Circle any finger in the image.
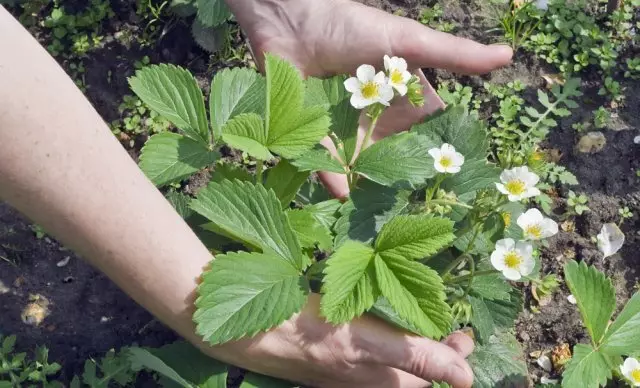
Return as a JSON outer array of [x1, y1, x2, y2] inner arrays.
[[344, 2, 513, 75], [443, 332, 475, 358], [317, 137, 350, 199]]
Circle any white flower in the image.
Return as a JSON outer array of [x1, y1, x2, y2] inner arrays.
[[621, 357, 640, 386], [428, 143, 465, 174], [384, 55, 412, 96], [517, 208, 558, 240], [490, 238, 535, 281], [496, 166, 541, 202], [534, 0, 548, 10], [567, 294, 577, 304], [597, 222, 625, 259], [344, 64, 394, 109]]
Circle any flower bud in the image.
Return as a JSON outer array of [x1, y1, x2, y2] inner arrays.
[[406, 76, 424, 107]]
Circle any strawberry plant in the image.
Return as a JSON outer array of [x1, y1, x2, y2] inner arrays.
[[127, 53, 640, 387]]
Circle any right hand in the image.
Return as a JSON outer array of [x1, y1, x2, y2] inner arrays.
[[205, 294, 474, 388]]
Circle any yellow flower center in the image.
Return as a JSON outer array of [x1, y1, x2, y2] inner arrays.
[[390, 70, 404, 84], [439, 156, 453, 168], [505, 179, 526, 195], [360, 82, 379, 99], [632, 369, 640, 383], [504, 251, 522, 269], [526, 225, 542, 239]]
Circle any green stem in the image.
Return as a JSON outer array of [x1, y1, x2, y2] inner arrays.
[[255, 160, 264, 184], [361, 113, 380, 152], [460, 255, 476, 299], [424, 174, 446, 210], [429, 199, 473, 209], [447, 269, 500, 284], [442, 254, 469, 279]]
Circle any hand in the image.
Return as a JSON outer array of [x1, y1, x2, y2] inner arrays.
[[227, 0, 513, 197], [205, 294, 475, 388]]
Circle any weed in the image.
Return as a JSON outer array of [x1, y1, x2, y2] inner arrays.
[[567, 190, 590, 216]]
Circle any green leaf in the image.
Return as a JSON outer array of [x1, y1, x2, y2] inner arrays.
[[469, 274, 513, 301], [334, 181, 411, 247], [561, 344, 613, 388], [321, 241, 378, 323], [129, 64, 209, 144], [296, 180, 331, 205], [264, 160, 310, 208], [411, 105, 489, 161], [129, 341, 228, 388], [287, 209, 333, 251], [190, 180, 305, 269], [197, 0, 231, 27], [374, 215, 455, 261], [440, 159, 500, 197], [368, 296, 421, 335], [211, 162, 252, 183], [306, 199, 341, 230], [210, 67, 265, 139], [291, 146, 346, 174], [564, 260, 615, 344], [264, 54, 330, 159], [240, 372, 297, 388], [353, 132, 436, 188], [469, 291, 522, 344], [600, 292, 640, 355], [139, 133, 220, 187], [469, 332, 528, 388], [305, 75, 360, 164], [195, 251, 308, 345], [221, 113, 273, 160], [374, 253, 451, 339]]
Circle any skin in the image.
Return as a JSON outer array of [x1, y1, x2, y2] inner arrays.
[[0, 1, 511, 387]]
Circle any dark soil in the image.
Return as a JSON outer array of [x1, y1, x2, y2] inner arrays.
[[2, 0, 640, 386]]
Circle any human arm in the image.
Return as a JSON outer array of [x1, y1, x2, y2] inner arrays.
[[0, 6, 475, 388]]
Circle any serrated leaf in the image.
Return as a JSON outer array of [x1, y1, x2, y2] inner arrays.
[[520, 115, 535, 127], [291, 146, 346, 174], [564, 260, 615, 344], [295, 180, 331, 205], [305, 75, 360, 163], [469, 332, 528, 388], [553, 107, 572, 117], [561, 344, 613, 388], [368, 297, 422, 335], [264, 54, 330, 159], [197, 0, 231, 27], [469, 292, 522, 344], [264, 159, 310, 208], [211, 162, 252, 183], [440, 159, 500, 197], [600, 292, 640, 355], [334, 181, 411, 247], [469, 274, 513, 301], [411, 105, 488, 161], [525, 106, 542, 118], [374, 253, 451, 339], [240, 372, 297, 388], [353, 132, 435, 188], [210, 67, 265, 139], [538, 90, 552, 108], [306, 199, 341, 230], [374, 215, 455, 261], [129, 64, 209, 144], [195, 251, 308, 345], [129, 341, 228, 388], [190, 180, 305, 269], [287, 209, 333, 251], [221, 113, 273, 160], [139, 133, 219, 187], [321, 241, 378, 323]]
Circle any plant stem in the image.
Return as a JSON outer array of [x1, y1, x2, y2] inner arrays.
[[460, 255, 476, 299], [447, 269, 500, 284], [361, 113, 380, 152], [424, 174, 446, 210], [255, 160, 264, 184], [442, 254, 469, 278], [429, 199, 473, 209]]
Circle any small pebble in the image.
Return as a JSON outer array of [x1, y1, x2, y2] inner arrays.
[[567, 295, 577, 304], [0, 280, 9, 295], [519, 331, 531, 342], [541, 376, 559, 384], [577, 131, 606, 153], [537, 355, 553, 372], [634, 135, 640, 144], [100, 316, 112, 323], [56, 256, 71, 267]]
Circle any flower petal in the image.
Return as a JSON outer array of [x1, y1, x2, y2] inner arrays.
[[519, 256, 535, 276], [452, 152, 465, 167], [384, 55, 391, 71], [428, 148, 441, 159], [357, 64, 376, 82], [401, 71, 412, 83], [598, 223, 625, 258], [491, 251, 507, 271], [344, 77, 361, 93], [374, 71, 387, 85], [434, 162, 446, 173], [495, 183, 510, 195], [447, 166, 461, 174], [391, 56, 408, 72], [503, 268, 522, 281], [441, 143, 456, 154], [350, 94, 371, 109], [500, 169, 518, 183], [541, 218, 559, 238], [378, 83, 394, 103], [524, 187, 541, 198], [515, 240, 534, 259], [495, 238, 516, 252], [393, 83, 408, 96]]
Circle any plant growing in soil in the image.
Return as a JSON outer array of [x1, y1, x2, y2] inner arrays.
[[125, 52, 640, 387]]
